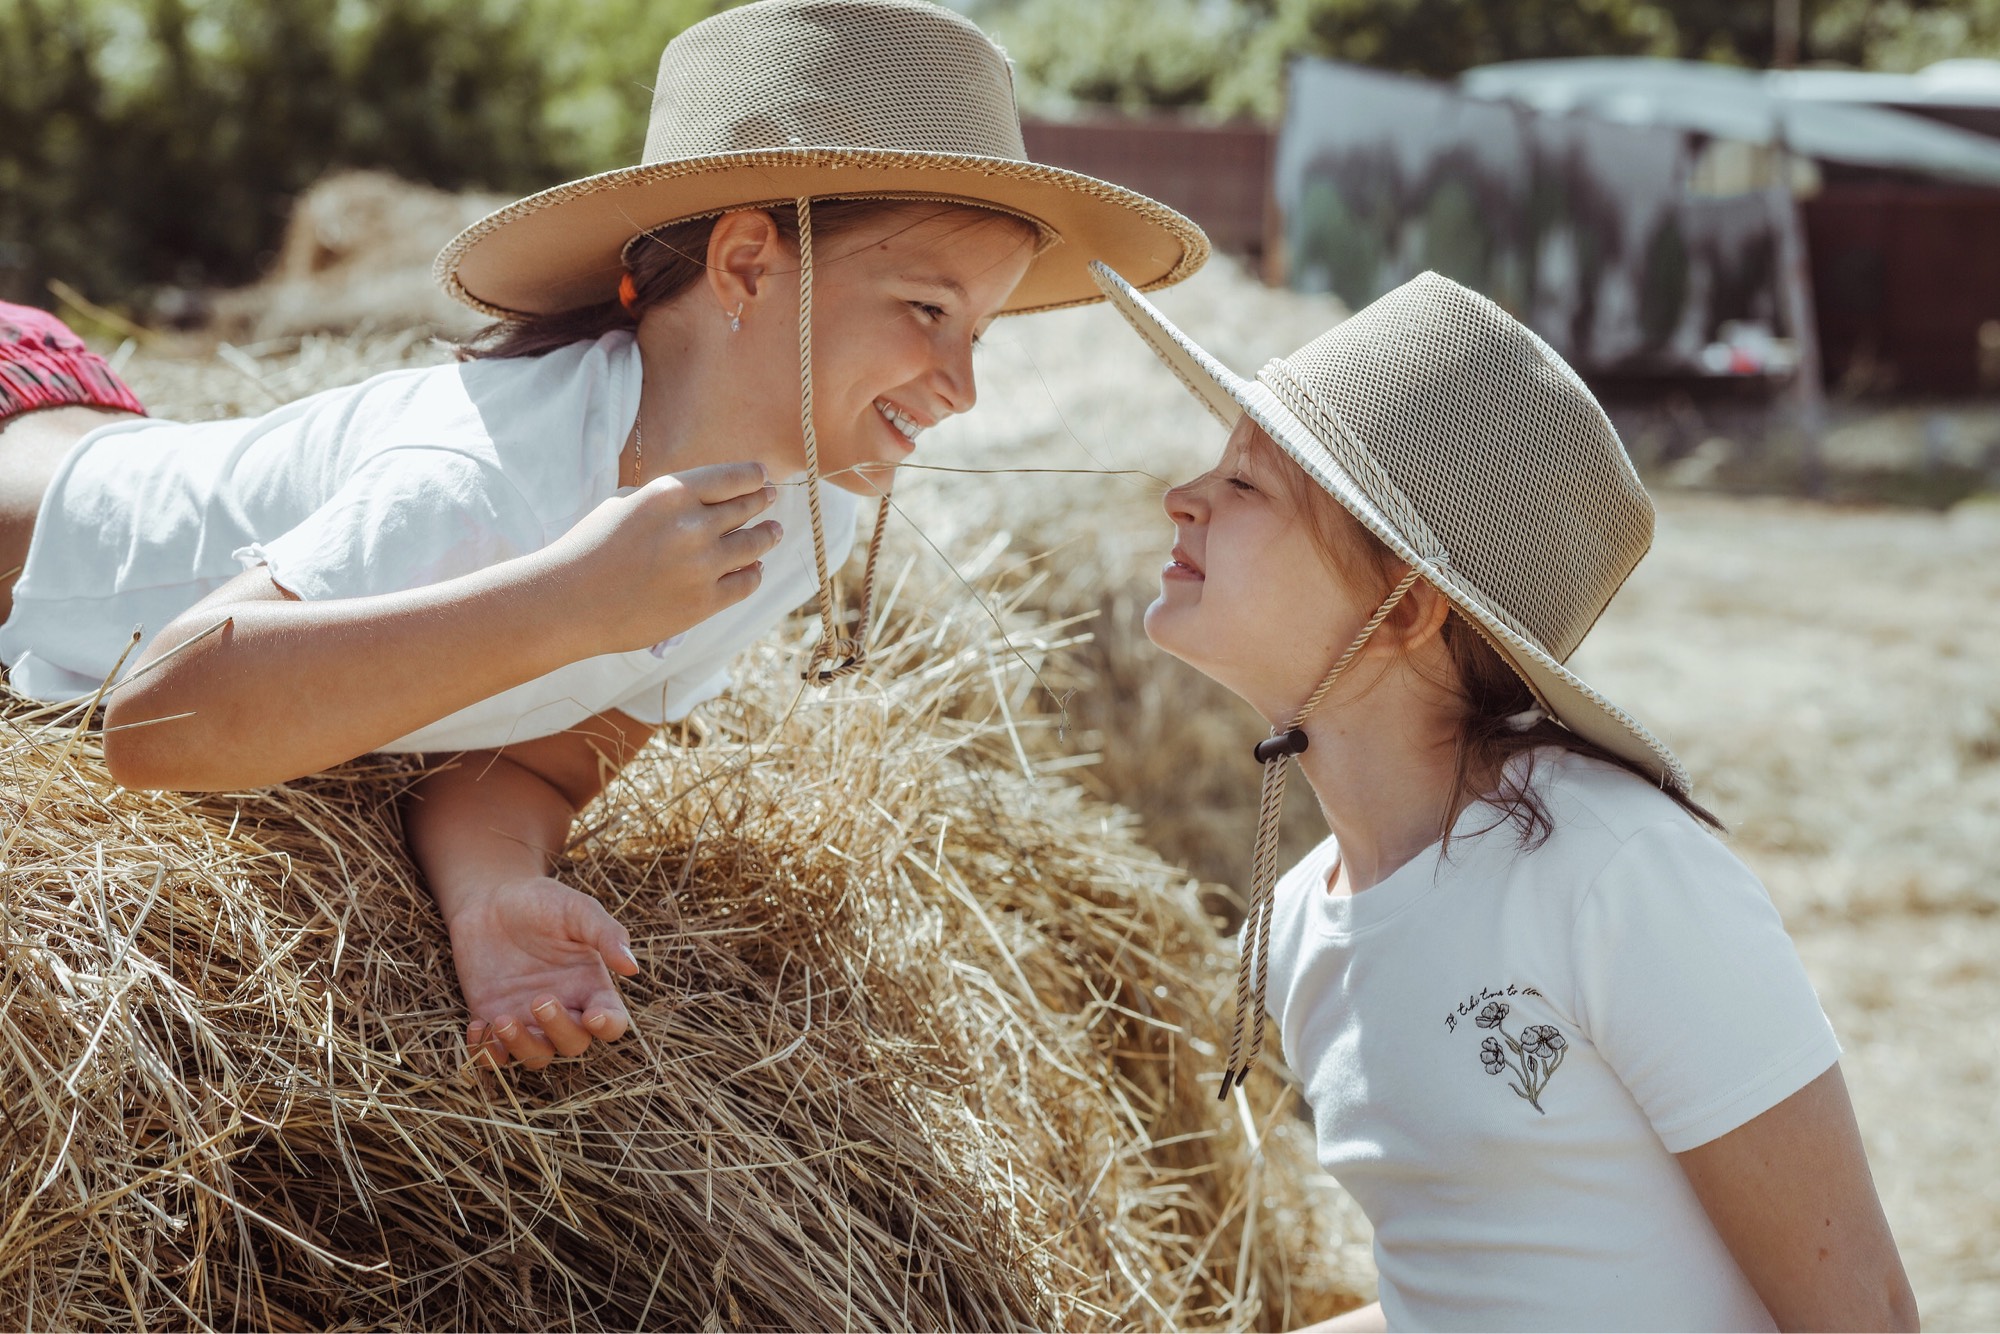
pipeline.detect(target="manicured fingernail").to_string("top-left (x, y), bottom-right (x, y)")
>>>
top-left (615, 944), bottom-right (640, 971)
top-left (533, 997), bottom-right (558, 1017)
top-left (496, 1020), bottom-right (519, 1037)
top-left (768, 521), bottom-right (784, 539)
top-left (585, 1012), bottom-right (609, 1032)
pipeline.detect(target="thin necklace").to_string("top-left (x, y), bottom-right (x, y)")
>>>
top-left (631, 412), bottom-right (643, 486)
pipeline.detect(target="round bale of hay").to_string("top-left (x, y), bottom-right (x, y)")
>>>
top-left (0, 578), bottom-right (1361, 1330)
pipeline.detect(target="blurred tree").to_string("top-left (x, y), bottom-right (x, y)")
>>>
top-left (1807, 0), bottom-right (2000, 70)
top-left (980, 0), bottom-right (1254, 112)
top-left (0, 0), bottom-right (735, 308)
top-left (974, 0), bottom-right (2000, 121)
top-left (521, 0), bottom-right (739, 171)
top-left (1262, 0), bottom-right (1668, 82)
top-left (7, 0), bottom-right (1995, 306)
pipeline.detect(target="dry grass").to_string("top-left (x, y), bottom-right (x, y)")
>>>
top-left (28, 180), bottom-right (1996, 1327)
top-left (204, 170), bottom-right (505, 342)
top-left (1582, 495), bottom-right (2000, 1331)
top-left (1580, 494), bottom-right (2000, 924)
top-left (0, 575), bottom-right (1364, 1330)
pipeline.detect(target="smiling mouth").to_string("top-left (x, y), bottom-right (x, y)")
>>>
top-left (874, 399), bottom-right (925, 445)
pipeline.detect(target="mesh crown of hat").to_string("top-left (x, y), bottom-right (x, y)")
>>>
top-left (1260, 273), bottom-right (1653, 663)
top-left (646, 0), bottom-right (1027, 164)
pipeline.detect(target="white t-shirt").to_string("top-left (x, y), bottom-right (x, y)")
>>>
top-left (1265, 750), bottom-right (1840, 1332)
top-left (0, 332), bottom-right (858, 751)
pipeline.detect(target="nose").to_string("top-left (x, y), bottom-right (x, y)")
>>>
top-left (1164, 473), bottom-right (1208, 524)
top-left (933, 332), bottom-right (977, 416)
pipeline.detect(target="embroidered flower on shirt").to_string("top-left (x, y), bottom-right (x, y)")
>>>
top-left (1467, 1006), bottom-right (1568, 1114)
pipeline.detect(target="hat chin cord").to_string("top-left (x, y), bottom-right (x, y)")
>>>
top-left (795, 196), bottom-right (892, 685)
top-left (1219, 566), bottom-right (1423, 1099)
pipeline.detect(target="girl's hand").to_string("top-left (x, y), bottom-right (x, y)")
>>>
top-left (544, 461), bottom-right (781, 655)
top-left (445, 874), bottom-right (643, 1070)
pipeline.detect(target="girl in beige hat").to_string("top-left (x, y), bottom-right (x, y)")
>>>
top-left (0, 0), bottom-right (1205, 1072)
top-left (1088, 263), bottom-right (1913, 1331)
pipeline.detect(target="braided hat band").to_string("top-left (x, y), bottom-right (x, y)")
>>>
top-left (1086, 261), bottom-right (1685, 790)
top-left (435, 0), bottom-right (1208, 320)
top-left (1085, 259), bottom-right (1688, 1095)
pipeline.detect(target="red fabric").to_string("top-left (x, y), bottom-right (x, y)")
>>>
top-left (0, 302), bottom-right (148, 421)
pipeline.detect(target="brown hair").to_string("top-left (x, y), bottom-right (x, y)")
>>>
top-left (455, 200), bottom-right (1036, 362)
top-left (1256, 430), bottom-right (1723, 846)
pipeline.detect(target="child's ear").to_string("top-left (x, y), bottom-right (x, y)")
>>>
top-left (1391, 577), bottom-right (1452, 653)
top-left (704, 208), bottom-right (781, 314)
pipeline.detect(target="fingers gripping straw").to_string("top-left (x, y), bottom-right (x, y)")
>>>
top-left (795, 195), bottom-right (892, 685)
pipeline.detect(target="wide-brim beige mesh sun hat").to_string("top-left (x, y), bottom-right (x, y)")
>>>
top-left (435, 0), bottom-right (1209, 319)
top-left (1088, 260), bottom-right (1689, 793)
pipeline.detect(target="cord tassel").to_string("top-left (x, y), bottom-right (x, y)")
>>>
top-left (793, 196), bottom-right (884, 684)
top-left (1218, 568), bottom-right (1424, 1096)
top-left (1221, 738), bottom-right (1296, 1098)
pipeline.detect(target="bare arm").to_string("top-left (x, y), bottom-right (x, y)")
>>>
top-left (105, 558), bottom-right (583, 790)
top-left (102, 462), bottom-right (777, 791)
top-left (1677, 1064), bottom-right (1917, 1331)
top-left (405, 709), bottom-right (655, 1069)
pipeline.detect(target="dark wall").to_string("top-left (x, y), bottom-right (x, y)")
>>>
top-left (1021, 117), bottom-right (1275, 263)
top-left (1806, 185), bottom-right (2000, 395)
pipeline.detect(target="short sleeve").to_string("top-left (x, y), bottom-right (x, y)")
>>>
top-left (234, 448), bottom-right (540, 602)
top-left (1572, 821), bottom-right (1841, 1152)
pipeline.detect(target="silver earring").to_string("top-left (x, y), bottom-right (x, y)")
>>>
top-left (729, 303), bottom-right (743, 334)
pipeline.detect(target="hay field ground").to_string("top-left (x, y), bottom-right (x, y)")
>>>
top-left (98, 213), bottom-right (2000, 1328)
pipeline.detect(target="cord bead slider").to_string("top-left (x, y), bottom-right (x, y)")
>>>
top-left (1253, 729), bottom-right (1310, 764)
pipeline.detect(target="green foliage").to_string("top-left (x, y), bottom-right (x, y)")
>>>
top-left (975, 0), bottom-right (2000, 122)
top-left (981, 0), bottom-right (1253, 112)
top-left (1274, 0), bottom-right (1666, 83)
top-left (1810, 0), bottom-right (2000, 71)
top-left (0, 0), bottom-right (735, 307)
top-left (8, 0), bottom-right (1996, 306)
top-left (519, 0), bottom-right (740, 171)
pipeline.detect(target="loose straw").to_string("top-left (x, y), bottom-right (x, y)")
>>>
top-left (0, 567), bottom-right (1368, 1329)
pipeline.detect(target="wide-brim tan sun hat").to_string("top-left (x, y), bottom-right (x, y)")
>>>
top-left (435, 0), bottom-right (1210, 320)
top-left (1088, 260), bottom-right (1689, 792)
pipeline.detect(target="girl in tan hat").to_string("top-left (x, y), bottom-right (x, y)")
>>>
top-left (0, 0), bottom-right (1205, 1072)
top-left (1088, 263), bottom-right (1914, 1331)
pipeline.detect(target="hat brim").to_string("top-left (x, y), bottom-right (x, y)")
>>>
top-left (435, 149), bottom-right (1210, 320)
top-left (1086, 261), bottom-right (1689, 792)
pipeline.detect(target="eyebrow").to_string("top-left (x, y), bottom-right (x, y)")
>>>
top-left (900, 273), bottom-right (968, 301)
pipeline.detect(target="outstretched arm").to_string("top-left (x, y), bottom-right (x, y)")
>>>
top-left (103, 462), bottom-right (775, 791)
top-left (404, 709), bottom-right (656, 1070)
top-left (106, 558), bottom-right (586, 790)
top-left (1677, 1063), bottom-right (1917, 1331)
